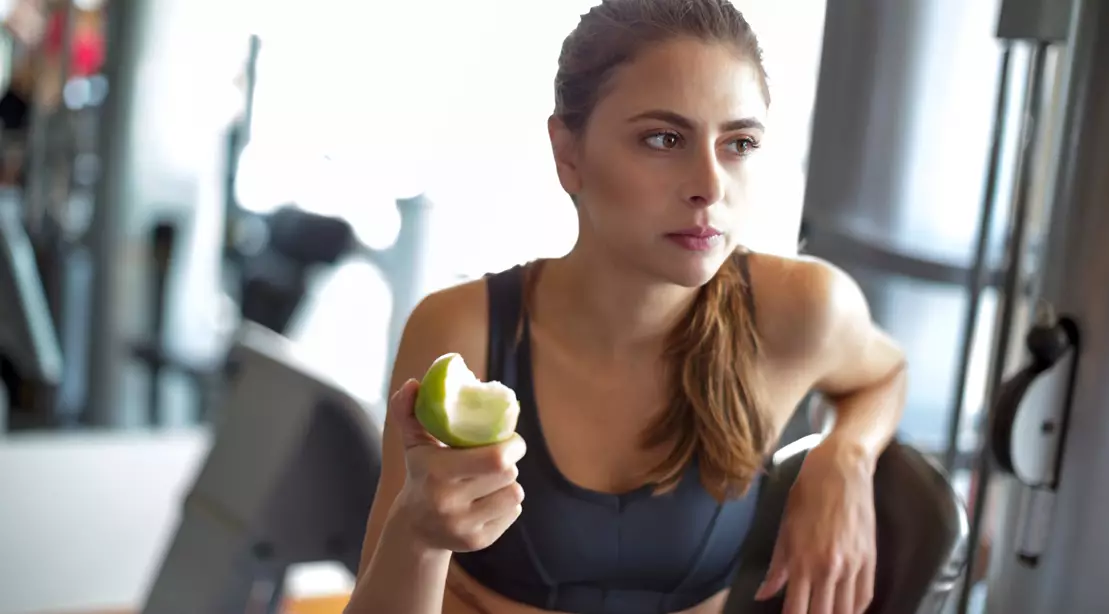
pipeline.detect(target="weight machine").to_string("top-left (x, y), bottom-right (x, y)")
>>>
top-left (0, 0), bottom-right (111, 431)
top-left (800, 0), bottom-right (1109, 611)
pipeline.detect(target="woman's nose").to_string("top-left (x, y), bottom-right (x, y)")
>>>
top-left (681, 149), bottom-right (726, 208)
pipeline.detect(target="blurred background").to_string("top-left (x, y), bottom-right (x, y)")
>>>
top-left (0, 0), bottom-right (1097, 612)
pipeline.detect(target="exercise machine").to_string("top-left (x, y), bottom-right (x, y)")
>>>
top-left (0, 0), bottom-right (114, 431)
top-left (221, 194), bottom-right (435, 399)
top-left (128, 193), bottom-right (436, 426)
top-left (726, 435), bottom-right (968, 613)
top-left (801, 0), bottom-right (1109, 610)
top-left (970, 0), bottom-right (1109, 611)
top-left (0, 189), bottom-right (64, 432)
top-left (217, 33), bottom-right (435, 401)
top-left (140, 323), bottom-right (382, 614)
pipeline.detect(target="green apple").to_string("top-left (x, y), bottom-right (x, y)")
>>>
top-left (415, 353), bottom-right (520, 448)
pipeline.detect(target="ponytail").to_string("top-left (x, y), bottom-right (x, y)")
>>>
top-left (644, 250), bottom-right (770, 502)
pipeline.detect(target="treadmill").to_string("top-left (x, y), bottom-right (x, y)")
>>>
top-left (0, 189), bottom-right (63, 430)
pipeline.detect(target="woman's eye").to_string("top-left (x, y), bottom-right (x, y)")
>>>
top-left (644, 132), bottom-right (683, 150)
top-left (727, 137), bottom-right (760, 155)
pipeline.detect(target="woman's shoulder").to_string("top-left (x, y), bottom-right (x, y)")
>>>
top-left (400, 275), bottom-right (490, 379)
top-left (745, 251), bottom-right (870, 367)
top-left (411, 262), bottom-right (532, 329)
top-left (402, 261), bottom-right (531, 381)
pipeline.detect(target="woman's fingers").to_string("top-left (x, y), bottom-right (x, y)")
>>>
top-left (456, 464), bottom-right (520, 500)
top-left (855, 559), bottom-right (875, 613)
top-left (470, 482), bottom-right (525, 526)
top-left (835, 573), bottom-right (857, 614)
top-left (808, 572), bottom-right (837, 614)
top-left (782, 574), bottom-right (812, 614)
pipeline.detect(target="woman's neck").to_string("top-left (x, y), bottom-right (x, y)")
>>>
top-left (535, 246), bottom-right (697, 362)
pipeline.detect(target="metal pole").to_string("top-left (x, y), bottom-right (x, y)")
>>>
top-left (955, 40), bottom-right (1050, 614)
top-left (242, 34), bottom-right (260, 144)
top-left (942, 45), bottom-right (1015, 473)
top-left (84, 0), bottom-right (147, 427)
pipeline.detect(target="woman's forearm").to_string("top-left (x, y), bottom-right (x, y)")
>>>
top-left (345, 512), bottom-right (453, 614)
top-left (824, 361), bottom-right (907, 472)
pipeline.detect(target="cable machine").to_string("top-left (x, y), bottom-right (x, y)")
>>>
top-left (0, 0), bottom-right (106, 431)
top-left (804, 0), bottom-right (1109, 610)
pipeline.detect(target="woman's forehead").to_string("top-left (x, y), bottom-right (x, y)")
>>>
top-left (594, 38), bottom-right (769, 128)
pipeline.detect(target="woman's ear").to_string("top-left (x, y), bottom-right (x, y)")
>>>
top-left (548, 115), bottom-right (583, 196)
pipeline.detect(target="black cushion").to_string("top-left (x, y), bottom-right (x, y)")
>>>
top-left (725, 435), bottom-right (969, 613)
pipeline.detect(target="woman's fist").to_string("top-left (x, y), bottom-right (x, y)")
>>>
top-left (387, 378), bottom-right (526, 553)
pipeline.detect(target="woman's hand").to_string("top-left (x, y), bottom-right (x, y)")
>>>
top-left (754, 437), bottom-right (878, 614)
top-left (387, 379), bottom-right (527, 554)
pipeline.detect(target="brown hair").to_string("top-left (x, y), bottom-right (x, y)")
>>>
top-left (553, 0), bottom-right (772, 502)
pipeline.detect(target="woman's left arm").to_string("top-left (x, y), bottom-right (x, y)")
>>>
top-left (755, 259), bottom-right (907, 614)
top-left (809, 266), bottom-right (907, 470)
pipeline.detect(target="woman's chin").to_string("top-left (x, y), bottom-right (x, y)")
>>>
top-left (654, 254), bottom-right (729, 289)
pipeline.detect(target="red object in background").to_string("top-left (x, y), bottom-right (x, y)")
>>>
top-left (43, 10), bottom-right (104, 76)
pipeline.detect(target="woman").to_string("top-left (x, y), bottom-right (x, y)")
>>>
top-left (349, 1), bottom-right (906, 613)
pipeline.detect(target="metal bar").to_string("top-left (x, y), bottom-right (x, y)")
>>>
top-left (83, 0), bottom-right (146, 427)
top-left (803, 227), bottom-right (1008, 289)
top-left (242, 35), bottom-right (261, 144)
top-left (942, 45), bottom-right (1015, 472)
top-left (955, 40), bottom-right (1051, 614)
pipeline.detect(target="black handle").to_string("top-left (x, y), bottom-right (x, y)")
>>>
top-left (989, 317), bottom-right (1075, 477)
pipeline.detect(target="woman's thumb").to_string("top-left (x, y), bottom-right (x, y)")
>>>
top-left (388, 379), bottom-right (440, 448)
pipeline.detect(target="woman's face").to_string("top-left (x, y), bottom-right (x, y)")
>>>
top-left (552, 38), bottom-right (769, 288)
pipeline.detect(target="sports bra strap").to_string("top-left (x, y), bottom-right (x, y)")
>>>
top-left (484, 264), bottom-right (527, 383)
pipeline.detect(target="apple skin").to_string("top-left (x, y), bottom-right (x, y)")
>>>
top-left (414, 353), bottom-right (520, 448)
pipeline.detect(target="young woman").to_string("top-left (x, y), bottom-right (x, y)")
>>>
top-left (348, 1), bottom-right (906, 613)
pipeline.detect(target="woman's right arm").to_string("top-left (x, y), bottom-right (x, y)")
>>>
top-left (345, 282), bottom-right (489, 614)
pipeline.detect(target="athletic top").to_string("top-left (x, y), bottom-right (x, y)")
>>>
top-left (452, 259), bottom-right (762, 614)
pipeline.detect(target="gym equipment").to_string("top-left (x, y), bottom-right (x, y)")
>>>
top-left (128, 190), bottom-right (435, 428)
top-left (0, 0), bottom-right (111, 431)
top-left (725, 434), bottom-right (969, 613)
top-left (220, 33), bottom-right (259, 246)
top-left (974, 0), bottom-right (1109, 611)
top-left (123, 34), bottom-right (259, 428)
top-left (223, 194), bottom-right (434, 402)
top-left (800, 0), bottom-right (1029, 467)
top-left (0, 190), bottom-right (64, 430)
top-left (231, 206), bottom-right (355, 335)
top-left (140, 322), bottom-right (382, 614)
top-left (130, 219), bottom-right (222, 426)
top-left (803, 0), bottom-right (1109, 610)
top-left (84, 0), bottom-right (146, 427)
top-left (219, 34), bottom-right (432, 399)
top-left (985, 307), bottom-right (1077, 566)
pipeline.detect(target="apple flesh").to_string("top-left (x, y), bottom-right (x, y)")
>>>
top-left (415, 353), bottom-right (520, 448)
